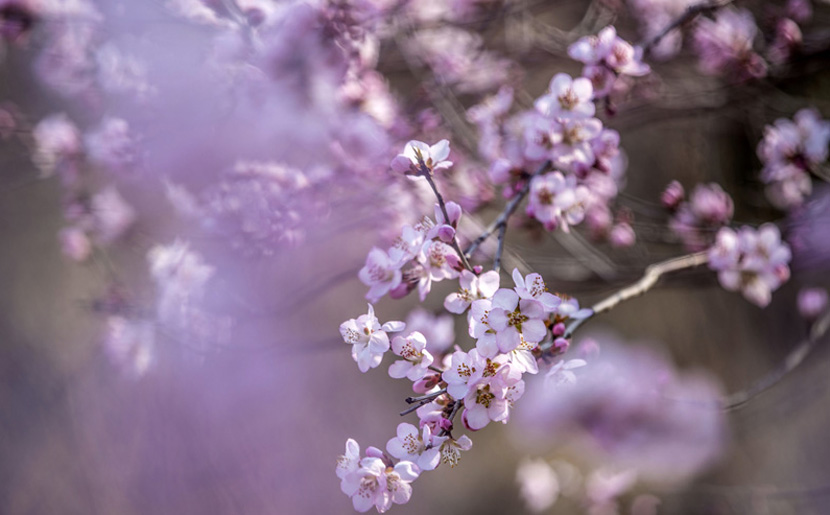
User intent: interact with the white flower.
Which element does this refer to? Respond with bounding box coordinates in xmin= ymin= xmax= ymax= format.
xmin=339 ymin=304 xmax=405 ymax=373
xmin=511 ymin=269 xmax=561 ymax=312
xmin=390 ymin=139 xmax=452 ymax=175
xmin=444 ymin=269 xmax=500 ymax=315
xmin=388 ymin=331 xmax=434 ymax=381
xmin=534 ymin=73 xmax=595 ymax=120
xmin=386 ymin=422 xmax=441 ymax=471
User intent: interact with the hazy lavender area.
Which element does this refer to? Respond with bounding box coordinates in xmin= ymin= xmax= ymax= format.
xmin=2 ymin=1 xmax=830 ymax=514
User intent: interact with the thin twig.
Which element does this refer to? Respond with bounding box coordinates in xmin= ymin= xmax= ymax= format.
xmin=493 ymin=223 xmax=507 ymax=271
xmin=564 ymin=251 xmax=710 ymax=338
xmin=465 ymin=160 xmax=552 ymax=257
xmin=438 ymin=400 xmax=464 ymax=437
xmin=722 ymin=308 xmax=830 ymax=411
xmin=421 ymin=166 xmax=474 ymax=272
xmin=406 ymin=388 xmax=447 ymax=405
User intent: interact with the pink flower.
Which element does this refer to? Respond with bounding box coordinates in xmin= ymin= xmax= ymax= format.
xmin=391 ymin=139 xmax=452 ymax=175
xmin=340 ymin=457 xmax=420 ymax=512
xmin=708 ymin=224 xmax=792 ymax=307
xmin=32 ymin=112 xmax=82 ymax=179
xmin=59 ymin=226 xmax=91 ymax=262
xmin=388 ymin=331 xmax=434 ymax=381
xmin=692 ymin=7 xmax=767 ymax=80
xmin=359 ymin=247 xmax=404 ymax=303
xmin=516 ymin=458 xmax=559 ymax=513
xmin=527 ymin=172 xmax=590 ymax=232
xmin=386 ymin=422 xmax=441 ymax=471
xmin=534 ymin=73 xmax=595 ymax=120
xmin=444 ymin=269 xmax=500 ymax=315
xmin=339 ymin=304 xmax=406 ymax=373
xmin=511 ymin=268 xmax=561 ymax=312
xmin=798 ymin=287 xmax=828 ymax=320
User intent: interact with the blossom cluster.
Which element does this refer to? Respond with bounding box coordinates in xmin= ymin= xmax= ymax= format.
xmin=757 ymin=108 xmax=830 ymax=210
xmin=32 ymin=113 xmax=139 ymax=261
xmin=664 ymin=182 xmax=734 ymax=251
xmin=707 ymin=224 xmax=792 ymax=307
xmin=339 ymin=250 xmax=596 ymax=510
xmin=359 ymin=195 xmax=463 ymax=303
xmin=473 ymin=25 xmax=649 ymax=242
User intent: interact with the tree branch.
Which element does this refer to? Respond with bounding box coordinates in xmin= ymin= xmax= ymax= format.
xmin=564 ymin=251 xmax=710 ymax=338
xmin=465 ymin=160 xmax=551 ymax=258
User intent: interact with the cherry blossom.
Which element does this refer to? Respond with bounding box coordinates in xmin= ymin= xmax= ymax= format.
xmin=359 ymin=248 xmax=404 ymax=303
xmin=534 ymin=73 xmax=595 ymax=120
xmin=388 ymin=332 xmax=434 ymax=381
xmin=707 ymin=224 xmax=792 ymax=307
xmin=390 ymin=140 xmax=452 ymax=175
xmin=386 ymin=423 xmax=441 ymax=471
xmin=339 ymin=304 xmax=406 ymax=373
xmin=444 ymin=269 xmax=500 ymax=315
xmin=340 ymin=456 xmax=420 ymax=513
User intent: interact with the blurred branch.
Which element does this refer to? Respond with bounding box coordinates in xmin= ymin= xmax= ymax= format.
xmin=640 ymin=0 xmax=736 ymax=56
xmin=723 ymin=308 xmax=830 ymax=411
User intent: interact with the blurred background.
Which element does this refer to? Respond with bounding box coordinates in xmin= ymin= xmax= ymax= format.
xmin=2 ymin=0 xmax=830 ymax=514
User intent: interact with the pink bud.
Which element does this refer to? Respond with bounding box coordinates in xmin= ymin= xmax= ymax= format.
xmin=609 ymin=223 xmax=636 ymax=248
xmin=661 ymin=180 xmax=685 ymax=210
xmin=389 ymin=282 xmax=413 ymax=299
xmin=445 ymin=201 xmax=462 ymax=226
xmin=366 ymin=446 xmax=385 ymax=459
xmin=577 ymin=338 xmax=601 ymax=359
xmin=552 ymin=337 xmax=570 ymax=353
xmin=437 ymin=225 xmax=456 ymax=243
xmin=391 ymin=155 xmax=414 ymax=174
xmin=552 ymin=322 xmax=566 ymax=337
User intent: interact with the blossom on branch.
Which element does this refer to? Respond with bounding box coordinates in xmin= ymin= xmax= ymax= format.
xmin=390 ymin=140 xmax=452 ymax=175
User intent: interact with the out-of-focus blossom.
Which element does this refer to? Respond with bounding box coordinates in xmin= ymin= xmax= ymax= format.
xmin=708 ymin=224 xmax=792 ymax=307
xmin=32 ymin=113 xmax=82 ymax=179
xmin=798 ymin=287 xmax=828 ymax=320
xmin=516 ymin=458 xmax=560 ymax=513
xmin=59 ymin=226 xmax=91 ymax=261
xmin=661 ymin=180 xmax=685 ymax=210
xmin=148 ymin=240 xmax=215 ymax=324
xmin=360 ymin=248 xmax=403 ymax=303
xmin=534 ymin=73 xmax=595 ymax=120
xmin=788 ymin=185 xmax=830 ymax=271
xmin=103 ymin=315 xmax=155 ymax=378
xmin=408 ymin=26 xmax=513 ymax=94
xmin=515 ymin=339 xmax=726 ymax=485
xmin=758 ymin=108 xmax=830 ymax=210
xmin=668 ymin=183 xmax=734 ymax=251
xmin=628 ymin=0 xmax=697 ymax=59
xmin=90 ymin=186 xmax=136 ymax=244
xmin=767 ymin=18 xmax=803 ymax=65
xmin=609 ymin=223 xmax=635 ymax=248
xmin=404 ymin=308 xmax=455 ymax=356
xmin=527 ymin=172 xmax=590 ymax=232
xmin=569 ymin=26 xmax=649 ymax=99
xmin=85 ymin=117 xmax=141 ymax=175
xmin=692 ymin=7 xmax=767 ymax=80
